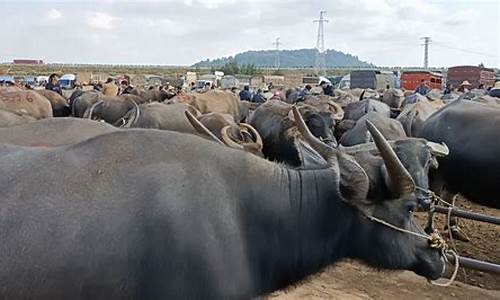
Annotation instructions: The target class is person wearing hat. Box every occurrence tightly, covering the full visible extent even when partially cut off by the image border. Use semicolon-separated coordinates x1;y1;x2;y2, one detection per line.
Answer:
458;80;471;93
489;81;500;98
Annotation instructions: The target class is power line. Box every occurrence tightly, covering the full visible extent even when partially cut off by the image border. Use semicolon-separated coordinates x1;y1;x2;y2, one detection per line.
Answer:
314;11;328;76
420;37;431;69
272;37;282;69
432;42;497;58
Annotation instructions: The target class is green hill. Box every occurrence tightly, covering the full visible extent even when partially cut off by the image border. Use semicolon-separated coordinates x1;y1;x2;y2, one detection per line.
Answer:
193;48;374;68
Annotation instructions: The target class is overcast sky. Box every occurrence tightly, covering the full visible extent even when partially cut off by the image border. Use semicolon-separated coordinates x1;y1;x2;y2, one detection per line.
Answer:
0;0;498;67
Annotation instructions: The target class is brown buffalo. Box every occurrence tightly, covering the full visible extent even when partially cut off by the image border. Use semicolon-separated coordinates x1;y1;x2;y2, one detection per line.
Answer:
169;90;241;122
0;87;53;119
0;109;36;127
35;89;71;117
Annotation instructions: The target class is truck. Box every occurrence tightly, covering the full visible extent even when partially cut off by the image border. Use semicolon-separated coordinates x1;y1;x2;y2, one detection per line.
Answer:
401;71;443;91
350;70;396;90
59;74;76;89
446;65;496;89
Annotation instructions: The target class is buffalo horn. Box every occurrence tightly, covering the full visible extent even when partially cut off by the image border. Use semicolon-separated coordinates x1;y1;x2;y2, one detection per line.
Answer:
366;120;415;196
327;100;344;120
292;106;334;160
426;141;449;157
239;123;263;151
184;111;225;145
221;125;245;150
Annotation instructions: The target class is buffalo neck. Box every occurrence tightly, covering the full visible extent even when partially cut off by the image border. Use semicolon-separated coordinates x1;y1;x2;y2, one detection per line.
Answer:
239;161;357;295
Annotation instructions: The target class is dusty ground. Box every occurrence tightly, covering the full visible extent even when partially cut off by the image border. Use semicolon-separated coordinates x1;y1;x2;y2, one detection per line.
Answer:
270;197;499;299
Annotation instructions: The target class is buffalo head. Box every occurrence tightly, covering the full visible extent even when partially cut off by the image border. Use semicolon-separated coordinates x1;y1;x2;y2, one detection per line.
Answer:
292;107;445;280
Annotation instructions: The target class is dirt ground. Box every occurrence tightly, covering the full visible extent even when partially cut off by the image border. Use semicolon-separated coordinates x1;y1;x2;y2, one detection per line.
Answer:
270;197;499;299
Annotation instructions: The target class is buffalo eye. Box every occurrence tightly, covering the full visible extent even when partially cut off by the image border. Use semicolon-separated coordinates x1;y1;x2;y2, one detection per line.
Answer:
405;202;417;213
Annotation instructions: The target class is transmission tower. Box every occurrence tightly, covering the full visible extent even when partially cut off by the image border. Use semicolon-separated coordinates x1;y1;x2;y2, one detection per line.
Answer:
314;11;328;76
420;37;432;69
272;37;282;69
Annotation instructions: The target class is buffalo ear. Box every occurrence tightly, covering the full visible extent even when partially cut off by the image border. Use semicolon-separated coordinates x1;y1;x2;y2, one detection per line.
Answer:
337;153;370;204
294;139;329;170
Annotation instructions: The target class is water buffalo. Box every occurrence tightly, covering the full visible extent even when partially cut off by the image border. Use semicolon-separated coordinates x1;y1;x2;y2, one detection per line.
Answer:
0;116;444;298
0;109;36;127
397;100;445;137
169;90;241;122
85;94;143;125
0;87;53;119
420;100;500;208
0;118;116;147
343;98;390;122
186;111;263;156
35;89;71;117
120;102;200;132
70;90;101;117
381;88;405;110
250;100;336;166
339;112;406;146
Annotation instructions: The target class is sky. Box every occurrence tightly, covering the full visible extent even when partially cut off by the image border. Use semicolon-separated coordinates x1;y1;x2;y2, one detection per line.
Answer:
0;0;498;67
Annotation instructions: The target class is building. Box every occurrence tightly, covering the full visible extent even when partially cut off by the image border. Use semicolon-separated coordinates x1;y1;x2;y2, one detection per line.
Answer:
12;59;44;65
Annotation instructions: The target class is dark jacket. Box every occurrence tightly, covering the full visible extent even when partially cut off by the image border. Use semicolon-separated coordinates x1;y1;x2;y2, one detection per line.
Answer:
239;89;252;101
251;93;266;103
415;84;430;95
322;85;334;96
489;89;500;98
121;86;134;95
45;82;62;95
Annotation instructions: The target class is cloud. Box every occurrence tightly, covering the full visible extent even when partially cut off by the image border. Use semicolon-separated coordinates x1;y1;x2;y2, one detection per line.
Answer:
46;8;62;20
86;12;118;30
0;0;497;67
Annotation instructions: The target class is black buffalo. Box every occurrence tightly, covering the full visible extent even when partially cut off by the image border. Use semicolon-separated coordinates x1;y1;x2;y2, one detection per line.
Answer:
343;98;391;122
420;100;500;208
339;112;406;146
250;100;336;166
0;113;444;298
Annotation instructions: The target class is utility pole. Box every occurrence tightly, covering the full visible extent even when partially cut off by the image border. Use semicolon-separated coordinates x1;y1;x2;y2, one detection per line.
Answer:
420;37;431;69
272;37;282;69
314;11;328;76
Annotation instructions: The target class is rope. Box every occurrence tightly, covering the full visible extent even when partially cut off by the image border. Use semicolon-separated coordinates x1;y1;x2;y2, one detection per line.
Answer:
363;211;459;287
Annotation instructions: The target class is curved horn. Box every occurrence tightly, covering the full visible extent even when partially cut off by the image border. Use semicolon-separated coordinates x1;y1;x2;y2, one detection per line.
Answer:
359;90;366;101
239;123;263;150
292;106;334;160
426;141;449;157
185;110;224;145
122;99;140;128
327;100;344;120
85;100;104;120
221;125;245;150
366;120;415;196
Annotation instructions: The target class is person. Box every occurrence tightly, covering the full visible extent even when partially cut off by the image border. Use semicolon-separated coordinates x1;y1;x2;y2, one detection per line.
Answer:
319;81;334;96
102;78;118;96
415;79;430;95
267;82;274;91
458;80;472;93
120;80;134;95
297;85;312;101
45;73;62;95
443;83;453;95
489;81;500;98
251;89;266;103
239;85;253;101
269;89;286;101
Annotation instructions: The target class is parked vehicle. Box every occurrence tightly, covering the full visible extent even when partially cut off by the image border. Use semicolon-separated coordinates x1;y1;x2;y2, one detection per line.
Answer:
220;75;240;89
350;70;396;90
59;74;76;89
446;65;496;89
401;71;444;91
